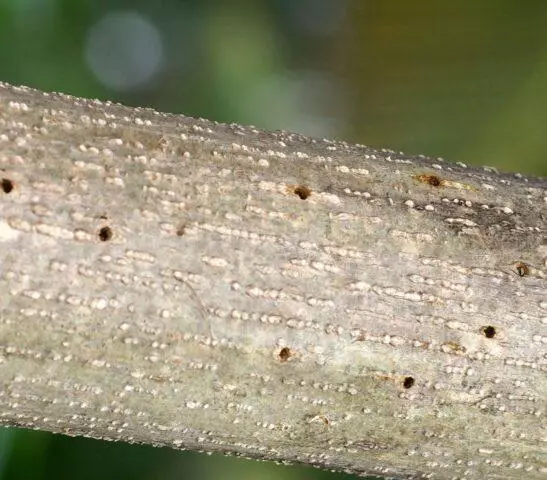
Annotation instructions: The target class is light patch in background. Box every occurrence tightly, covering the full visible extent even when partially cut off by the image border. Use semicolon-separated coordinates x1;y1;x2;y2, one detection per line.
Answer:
85;11;164;91
242;70;344;137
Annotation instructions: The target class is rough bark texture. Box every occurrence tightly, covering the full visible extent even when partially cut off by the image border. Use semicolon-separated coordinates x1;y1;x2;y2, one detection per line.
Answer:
0;81;546;480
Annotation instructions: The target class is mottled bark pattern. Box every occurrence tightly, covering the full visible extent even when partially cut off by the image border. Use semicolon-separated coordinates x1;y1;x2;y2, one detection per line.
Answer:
0;82;546;479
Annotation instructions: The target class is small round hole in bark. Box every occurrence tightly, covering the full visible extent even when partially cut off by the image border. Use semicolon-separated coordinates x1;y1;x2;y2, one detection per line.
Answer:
98;226;113;242
514;262;529;277
414;174;444;187
278;347;292;362
482;325;496;339
1;178;14;193
293;185;311;200
403;376;415;389
427;176;441;187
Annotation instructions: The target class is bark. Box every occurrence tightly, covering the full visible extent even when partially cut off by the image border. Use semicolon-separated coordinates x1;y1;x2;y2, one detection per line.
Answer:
0;81;546;480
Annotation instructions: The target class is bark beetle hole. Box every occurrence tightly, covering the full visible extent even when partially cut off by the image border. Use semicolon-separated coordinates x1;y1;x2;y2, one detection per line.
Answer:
403;376;415;389
176;225;186;236
293;185;311;200
414;174;443;187
278;347;292;362
98;226;113;242
482;325;496;339
1;178;14;193
515;262;529;277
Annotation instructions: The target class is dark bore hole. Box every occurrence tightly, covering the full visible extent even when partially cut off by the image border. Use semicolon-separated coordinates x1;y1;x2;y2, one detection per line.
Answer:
482;325;496;339
1;178;14;194
293;185;311;200
98;226;113;242
427;176;441;187
515;262;529;277
176;226;185;236
403;376;415;389
415;174;443;187
278;347;292;362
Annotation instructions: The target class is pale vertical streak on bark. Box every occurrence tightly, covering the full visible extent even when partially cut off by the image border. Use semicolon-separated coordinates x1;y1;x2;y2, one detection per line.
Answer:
0;81;546;480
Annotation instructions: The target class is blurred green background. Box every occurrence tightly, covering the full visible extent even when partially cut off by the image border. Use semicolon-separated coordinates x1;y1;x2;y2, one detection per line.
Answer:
0;1;546;479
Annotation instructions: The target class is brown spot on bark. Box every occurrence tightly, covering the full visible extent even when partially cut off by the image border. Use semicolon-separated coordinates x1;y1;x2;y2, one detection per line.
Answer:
414;174;445;187
441;341;467;354
98;226;113;241
403;376;415;389
514;262;529;277
306;414;330;425
288;184;312;200
1;178;14;193
278;347;292;362
482;325;496;339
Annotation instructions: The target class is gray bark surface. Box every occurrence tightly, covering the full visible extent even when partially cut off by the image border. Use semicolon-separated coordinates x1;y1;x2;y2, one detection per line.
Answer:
0;81;545;479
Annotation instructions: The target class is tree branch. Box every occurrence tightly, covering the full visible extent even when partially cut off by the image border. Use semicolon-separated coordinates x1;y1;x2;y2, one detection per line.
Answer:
0;81;545;480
